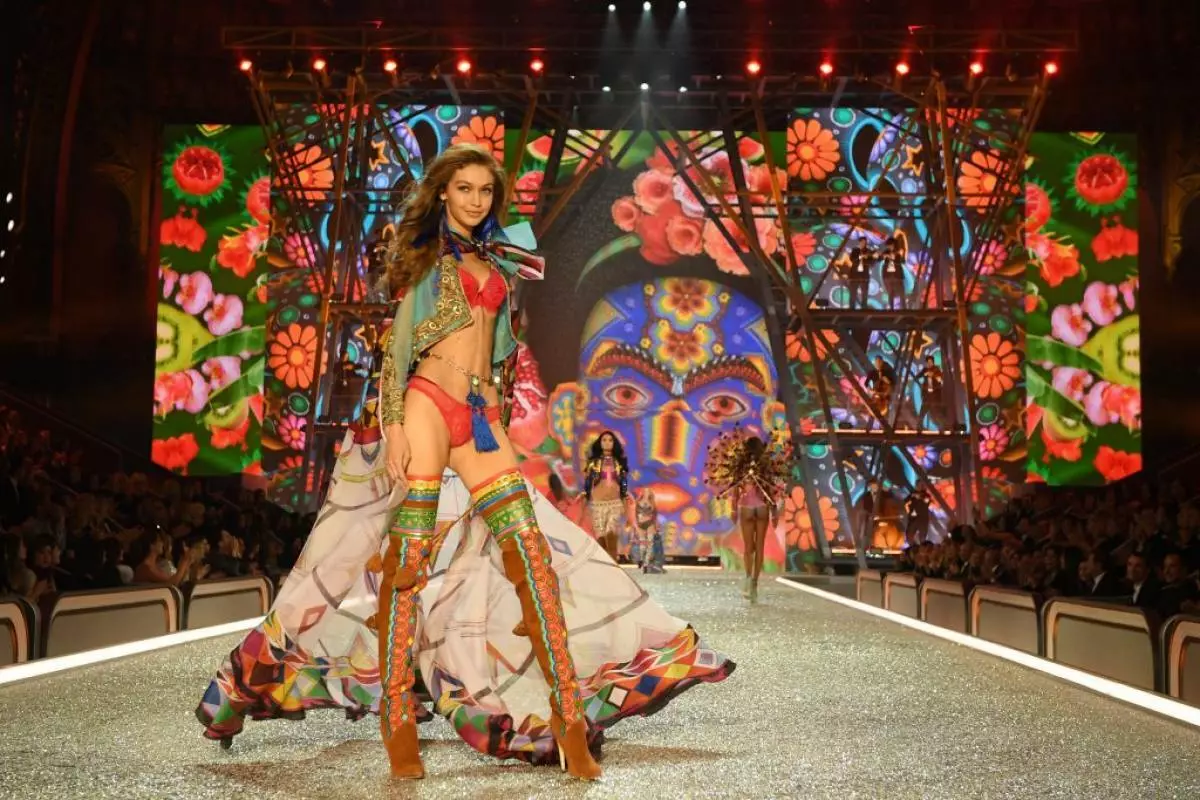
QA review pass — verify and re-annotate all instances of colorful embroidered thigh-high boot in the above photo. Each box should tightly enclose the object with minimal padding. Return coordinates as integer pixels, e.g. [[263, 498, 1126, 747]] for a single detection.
[[471, 470, 603, 780], [377, 475, 440, 780]]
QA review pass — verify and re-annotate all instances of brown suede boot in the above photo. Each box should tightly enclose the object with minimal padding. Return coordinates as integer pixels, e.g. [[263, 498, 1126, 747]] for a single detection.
[[499, 536, 602, 780], [377, 537, 428, 780]]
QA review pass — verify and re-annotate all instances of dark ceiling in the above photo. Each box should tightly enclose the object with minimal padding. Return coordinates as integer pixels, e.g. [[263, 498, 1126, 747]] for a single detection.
[[4, 0, 1198, 130]]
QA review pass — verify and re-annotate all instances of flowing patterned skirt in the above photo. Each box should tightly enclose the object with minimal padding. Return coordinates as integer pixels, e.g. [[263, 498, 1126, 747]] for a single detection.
[[195, 426, 735, 763]]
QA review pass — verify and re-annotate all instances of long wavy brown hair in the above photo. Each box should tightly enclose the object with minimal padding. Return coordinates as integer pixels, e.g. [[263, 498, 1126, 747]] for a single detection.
[[384, 143, 508, 296]]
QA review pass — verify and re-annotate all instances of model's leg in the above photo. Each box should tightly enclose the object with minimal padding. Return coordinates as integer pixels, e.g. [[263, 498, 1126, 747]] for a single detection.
[[377, 391, 450, 780], [750, 511, 768, 603], [451, 432, 602, 781], [738, 511, 755, 598], [600, 504, 621, 562]]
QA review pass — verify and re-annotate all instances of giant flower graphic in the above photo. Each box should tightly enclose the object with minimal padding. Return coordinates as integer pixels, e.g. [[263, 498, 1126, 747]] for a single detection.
[[787, 119, 840, 181], [286, 143, 334, 202], [451, 115, 505, 162], [657, 277, 718, 324], [969, 332, 1020, 399], [651, 320, 713, 373], [978, 424, 1009, 462], [958, 149, 1005, 210], [267, 323, 318, 389], [778, 486, 840, 551]]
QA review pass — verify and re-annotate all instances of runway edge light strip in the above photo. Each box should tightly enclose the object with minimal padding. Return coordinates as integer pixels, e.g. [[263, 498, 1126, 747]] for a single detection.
[[776, 577, 1200, 729], [0, 618, 259, 686]]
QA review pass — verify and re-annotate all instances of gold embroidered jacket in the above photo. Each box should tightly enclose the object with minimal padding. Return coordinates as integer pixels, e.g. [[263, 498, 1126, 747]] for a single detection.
[[378, 222, 541, 428]]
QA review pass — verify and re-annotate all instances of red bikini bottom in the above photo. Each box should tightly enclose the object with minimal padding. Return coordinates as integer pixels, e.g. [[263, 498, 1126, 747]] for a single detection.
[[407, 375, 501, 449]]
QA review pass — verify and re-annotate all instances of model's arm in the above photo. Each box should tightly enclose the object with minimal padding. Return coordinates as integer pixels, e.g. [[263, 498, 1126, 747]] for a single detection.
[[582, 462, 594, 501], [383, 291, 416, 482]]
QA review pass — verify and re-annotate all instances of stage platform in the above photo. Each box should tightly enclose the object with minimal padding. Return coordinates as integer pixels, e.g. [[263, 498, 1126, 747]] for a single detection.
[[1, 571, 1197, 799]]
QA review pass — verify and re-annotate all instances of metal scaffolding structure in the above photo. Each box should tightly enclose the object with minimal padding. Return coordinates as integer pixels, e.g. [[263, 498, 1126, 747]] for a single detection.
[[230, 28, 1053, 557]]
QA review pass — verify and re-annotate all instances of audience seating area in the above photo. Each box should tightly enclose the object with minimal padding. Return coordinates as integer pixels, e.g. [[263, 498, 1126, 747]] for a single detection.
[[1, 574, 279, 665], [857, 569, 1200, 706]]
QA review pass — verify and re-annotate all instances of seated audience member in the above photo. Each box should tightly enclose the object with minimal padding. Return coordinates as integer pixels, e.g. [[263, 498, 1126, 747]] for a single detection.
[[1079, 549, 1123, 598], [1, 533, 38, 599], [980, 547, 1011, 586], [130, 531, 199, 587], [1125, 552, 1161, 610], [1156, 552, 1198, 618], [1041, 545, 1079, 597], [1176, 505, 1200, 573], [93, 537, 131, 589], [206, 529, 248, 579]]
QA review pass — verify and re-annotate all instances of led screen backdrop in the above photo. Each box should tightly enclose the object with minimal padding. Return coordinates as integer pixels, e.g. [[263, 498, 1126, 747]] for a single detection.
[[510, 130, 790, 570], [1024, 132, 1140, 485], [153, 124, 269, 475], [779, 108, 1027, 570]]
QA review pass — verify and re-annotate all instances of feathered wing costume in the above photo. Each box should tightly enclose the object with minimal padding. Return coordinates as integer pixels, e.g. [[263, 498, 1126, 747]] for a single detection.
[[703, 427, 791, 509], [196, 387, 734, 765]]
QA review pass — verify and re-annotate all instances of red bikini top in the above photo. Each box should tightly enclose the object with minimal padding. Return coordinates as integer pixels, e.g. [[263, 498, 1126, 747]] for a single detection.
[[458, 265, 507, 313]]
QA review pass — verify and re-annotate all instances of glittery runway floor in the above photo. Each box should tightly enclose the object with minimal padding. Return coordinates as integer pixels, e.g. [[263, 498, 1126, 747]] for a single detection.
[[3, 572, 1199, 800]]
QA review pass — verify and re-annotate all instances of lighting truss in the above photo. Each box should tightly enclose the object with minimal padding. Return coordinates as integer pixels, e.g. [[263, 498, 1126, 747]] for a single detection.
[[235, 29, 1046, 557]]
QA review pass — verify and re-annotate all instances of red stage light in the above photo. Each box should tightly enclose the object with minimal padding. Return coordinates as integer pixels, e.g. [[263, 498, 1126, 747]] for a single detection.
[[969, 61, 984, 76], [1044, 61, 1059, 75], [238, 59, 253, 73], [456, 58, 472, 75], [895, 61, 910, 76], [819, 61, 834, 76], [746, 59, 762, 75], [384, 59, 398, 73], [530, 57, 545, 74], [312, 57, 327, 72]]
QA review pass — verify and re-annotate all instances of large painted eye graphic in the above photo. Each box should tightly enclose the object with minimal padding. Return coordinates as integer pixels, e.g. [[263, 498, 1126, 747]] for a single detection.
[[602, 382, 651, 417], [699, 392, 749, 425]]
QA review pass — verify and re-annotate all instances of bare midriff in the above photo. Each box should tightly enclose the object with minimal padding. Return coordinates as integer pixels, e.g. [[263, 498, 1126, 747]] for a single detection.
[[591, 457, 622, 503], [410, 252, 502, 406]]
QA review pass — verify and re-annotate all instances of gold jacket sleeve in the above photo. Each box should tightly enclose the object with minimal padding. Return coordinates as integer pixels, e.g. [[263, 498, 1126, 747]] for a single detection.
[[380, 290, 416, 426]]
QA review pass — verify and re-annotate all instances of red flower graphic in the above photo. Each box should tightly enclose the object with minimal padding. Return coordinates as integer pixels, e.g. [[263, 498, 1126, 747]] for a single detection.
[[612, 197, 641, 233], [513, 170, 544, 216], [665, 215, 704, 256], [217, 224, 270, 278], [634, 198, 685, 265], [633, 169, 675, 214], [1090, 217, 1138, 262], [1038, 238, 1082, 288], [211, 415, 251, 451], [1094, 446, 1142, 482], [160, 208, 207, 252], [152, 434, 200, 474]]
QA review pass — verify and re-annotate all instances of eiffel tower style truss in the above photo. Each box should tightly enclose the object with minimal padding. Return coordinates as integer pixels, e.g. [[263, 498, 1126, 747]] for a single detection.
[[227, 27, 1062, 561]]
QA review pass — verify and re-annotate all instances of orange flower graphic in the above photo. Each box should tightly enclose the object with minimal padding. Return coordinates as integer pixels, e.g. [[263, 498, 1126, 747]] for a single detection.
[[452, 115, 505, 162], [288, 144, 334, 202], [779, 486, 840, 550], [787, 119, 841, 181], [957, 149, 1005, 209], [969, 332, 1020, 399], [268, 324, 318, 389]]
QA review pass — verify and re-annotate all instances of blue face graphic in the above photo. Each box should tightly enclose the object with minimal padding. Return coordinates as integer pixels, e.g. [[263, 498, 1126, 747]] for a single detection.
[[573, 277, 777, 554]]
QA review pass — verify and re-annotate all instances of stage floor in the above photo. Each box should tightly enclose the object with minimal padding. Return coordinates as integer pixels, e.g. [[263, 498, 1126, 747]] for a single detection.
[[2, 572, 1198, 799]]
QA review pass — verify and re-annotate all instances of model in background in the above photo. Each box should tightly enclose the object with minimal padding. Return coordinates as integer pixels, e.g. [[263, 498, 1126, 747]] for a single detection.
[[630, 486, 665, 574], [706, 429, 790, 603], [583, 431, 629, 562]]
